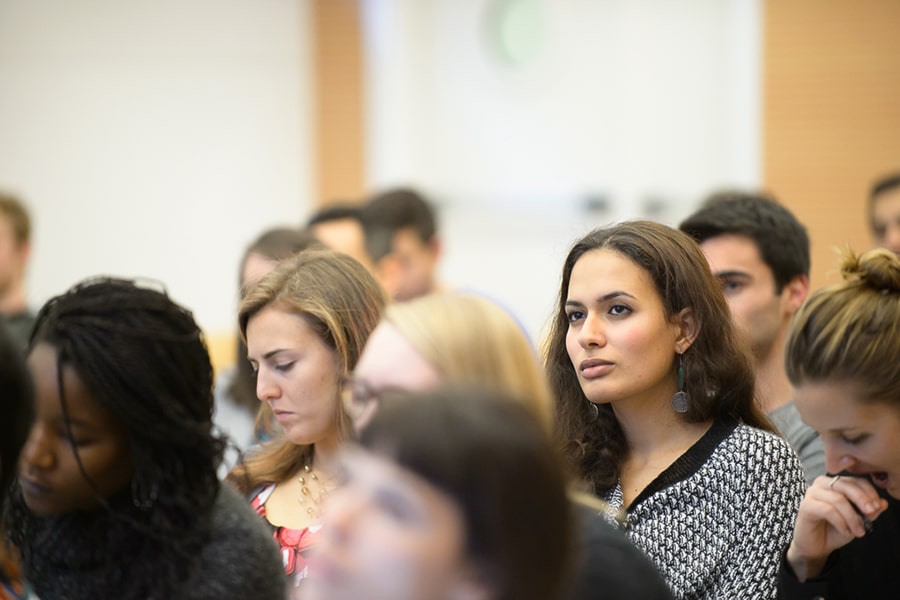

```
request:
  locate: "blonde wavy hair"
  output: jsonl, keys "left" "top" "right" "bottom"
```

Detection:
{"left": 383, "top": 293, "right": 554, "bottom": 437}
{"left": 383, "top": 293, "right": 618, "bottom": 516}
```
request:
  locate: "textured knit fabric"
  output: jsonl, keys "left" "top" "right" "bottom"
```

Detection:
{"left": 13, "top": 482, "right": 287, "bottom": 599}
{"left": 777, "top": 484, "right": 900, "bottom": 599}
{"left": 602, "top": 419, "right": 805, "bottom": 600}
{"left": 768, "top": 401, "right": 826, "bottom": 488}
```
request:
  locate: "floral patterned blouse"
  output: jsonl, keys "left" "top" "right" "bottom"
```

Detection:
{"left": 250, "top": 483, "right": 323, "bottom": 590}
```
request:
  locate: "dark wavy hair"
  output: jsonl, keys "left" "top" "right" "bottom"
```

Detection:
{"left": 679, "top": 190, "right": 810, "bottom": 290}
{"left": 544, "top": 221, "right": 770, "bottom": 495}
{"left": 9, "top": 277, "right": 225, "bottom": 597}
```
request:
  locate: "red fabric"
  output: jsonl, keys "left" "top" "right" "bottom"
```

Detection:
{"left": 251, "top": 485, "right": 321, "bottom": 579}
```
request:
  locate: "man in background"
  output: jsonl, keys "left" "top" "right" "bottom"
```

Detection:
{"left": 306, "top": 203, "right": 374, "bottom": 271}
{"left": 0, "top": 193, "right": 35, "bottom": 350}
{"left": 360, "top": 187, "right": 445, "bottom": 301}
{"left": 868, "top": 171, "right": 900, "bottom": 256}
{"left": 680, "top": 192, "right": 825, "bottom": 487}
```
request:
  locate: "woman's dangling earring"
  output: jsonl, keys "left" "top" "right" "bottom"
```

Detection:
{"left": 587, "top": 401, "right": 599, "bottom": 421}
{"left": 671, "top": 353, "right": 689, "bottom": 413}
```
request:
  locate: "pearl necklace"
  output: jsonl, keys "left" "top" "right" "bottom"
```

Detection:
{"left": 297, "top": 463, "right": 329, "bottom": 518}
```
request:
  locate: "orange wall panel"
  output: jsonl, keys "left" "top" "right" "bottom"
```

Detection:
{"left": 763, "top": 0, "right": 900, "bottom": 289}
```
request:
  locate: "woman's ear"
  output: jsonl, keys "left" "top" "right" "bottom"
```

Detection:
{"left": 673, "top": 307, "right": 699, "bottom": 354}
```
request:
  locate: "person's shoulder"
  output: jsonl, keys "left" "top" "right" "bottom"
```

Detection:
{"left": 187, "top": 483, "right": 286, "bottom": 599}
{"left": 568, "top": 502, "right": 674, "bottom": 600}
{"left": 729, "top": 421, "right": 797, "bottom": 456}
{"left": 716, "top": 422, "right": 806, "bottom": 491}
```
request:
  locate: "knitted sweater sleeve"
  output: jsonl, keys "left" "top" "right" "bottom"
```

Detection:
{"left": 719, "top": 429, "right": 806, "bottom": 599}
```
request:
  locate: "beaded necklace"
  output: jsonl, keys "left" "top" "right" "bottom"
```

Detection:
{"left": 297, "top": 463, "right": 329, "bottom": 518}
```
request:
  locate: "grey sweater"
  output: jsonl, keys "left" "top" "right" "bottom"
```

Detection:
{"left": 603, "top": 420, "right": 806, "bottom": 600}
{"left": 16, "top": 482, "right": 287, "bottom": 600}
{"left": 183, "top": 483, "right": 287, "bottom": 598}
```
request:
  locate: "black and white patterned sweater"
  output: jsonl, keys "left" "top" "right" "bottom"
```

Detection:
{"left": 602, "top": 419, "right": 805, "bottom": 600}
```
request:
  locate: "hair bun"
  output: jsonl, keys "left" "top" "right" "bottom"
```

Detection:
{"left": 841, "top": 248, "right": 900, "bottom": 293}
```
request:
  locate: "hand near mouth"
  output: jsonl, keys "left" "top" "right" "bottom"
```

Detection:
{"left": 785, "top": 473, "right": 890, "bottom": 582}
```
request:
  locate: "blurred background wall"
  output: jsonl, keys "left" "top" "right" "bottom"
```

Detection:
{"left": 1, "top": 0, "right": 898, "bottom": 370}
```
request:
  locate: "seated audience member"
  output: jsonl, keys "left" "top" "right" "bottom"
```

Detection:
{"left": 680, "top": 192, "right": 825, "bottom": 485}
{"left": 215, "top": 226, "right": 319, "bottom": 466}
{"left": 360, "top": 187, "right": 446, "bottom": 301}
{"left": 9, "top": 278, "right": 286, "bottom": 600}
{"left": 779, "top": 248, "right": 900, "bottom": 599}
{"left": 0, "top": 193, "right": 35, "bottom": 350}
{"left": 0, "top": 324, "right": 35, "bottom": 598}
{"left": 227, "top": 249, "right": 385, "bottom": 596}
{"left": 344, "top": 292, "right": 673, "bottom": 600}
{"left": 545, "top": 221, "right": 805, "bottom": 599}
{"left": 868, "top": 171, "right": 900, "bottom": 256}
{"left": 305, "top": 385, "right": 573, "bottom": 600}
{"left": 306, "top": 203, "right": 374, "bottom": 270}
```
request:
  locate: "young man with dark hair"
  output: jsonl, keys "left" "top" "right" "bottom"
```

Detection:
{"left": 360, "top": 187, "right": 445, "bottom": 301}
{"left": 305, "top": 203, "right": 374, "bottom": 271}
{"left": 680, "top": 191, "right": 824, "bottom": 486}
{"left": 869, "top": 171, "right": 900, "bottom": 256}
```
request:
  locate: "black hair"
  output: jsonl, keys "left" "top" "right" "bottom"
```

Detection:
{"left": 10, "top": 277, "right": 226, "bottom": 597}
{"left": 0, "top": 323, "right": 33, "bottom": 517}
{"left": 306, "top": 203, "right": 363, "bottom": 227}
{"left": 358, "top": 385, "right": 572, "bottom": 600}
{"left": 360, "top": 187, "right": 437, "bottom": 262}
{"left": 679, "top": 190, "right": 810, "bottom": 291}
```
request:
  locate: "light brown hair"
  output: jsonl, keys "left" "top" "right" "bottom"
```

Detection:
{"left": 383, "top": 293, "right": 554, "bottom": 436}
{"left": 228, "top": 249, "right": 386, "bottom": 492}
{"left": 786, "top": 247, "right": 900, "bottom": 405}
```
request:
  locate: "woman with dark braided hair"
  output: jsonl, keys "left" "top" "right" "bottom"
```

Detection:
{"left": 9, "top": 277, "right": 286, "bottom": 599}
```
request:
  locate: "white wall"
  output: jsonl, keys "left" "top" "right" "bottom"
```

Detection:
{"left": 0, "top": 0, "right": 762, "bottom": 347}
{"left": 0, "top": 0, "right": 313, "bottom": 334}
{"left": 361, "top": 0, "right": 762, "bottom": 341}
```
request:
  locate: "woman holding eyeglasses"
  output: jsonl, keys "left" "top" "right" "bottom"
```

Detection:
{"left": 226, "top": 248, "right": 385, "bottom": 596}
